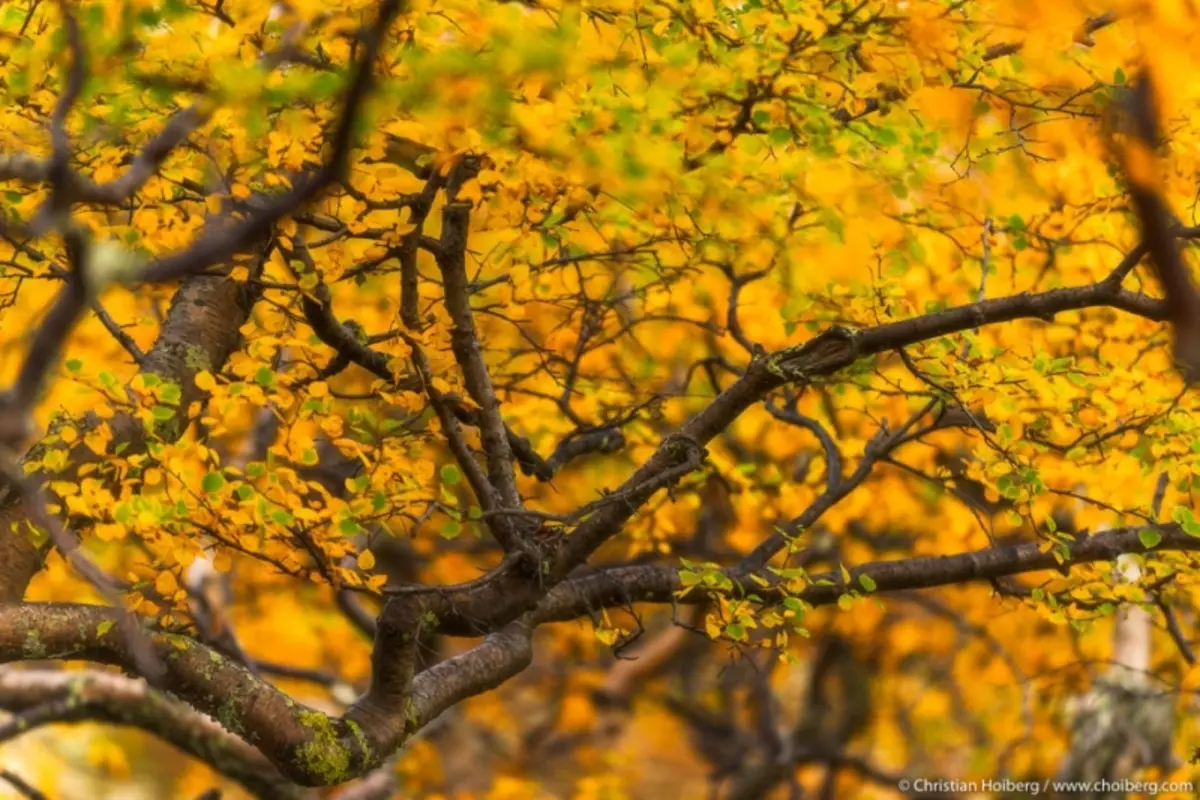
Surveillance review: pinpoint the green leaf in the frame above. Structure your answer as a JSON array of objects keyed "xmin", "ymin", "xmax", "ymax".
[
  {"xmin": 65, "ymin": 358, "xmax": 83, "ymax": 373},
  {"xmin": 440, "ymin": 520, "xmax": 462, "ymax": 539},
  {"xmin": 96, "ymin": 619, "xmax": 114, "ymax": 637},
  {"xmin": 858, "ymin": 574, "xmax": 877, "ymax": 592},
  {"xmin": 151, "ymin": 405, "xmax": 175, "ymax": 421},
  {"xmin": 339, "ymin": 518, "xmax": 362, "ymax": 535},
  {"xmin": 159, "ymin": 382, "xmax": 182, "ymax": 405},
  {"xmin": 1172, "ymin": 506, "xmax": 1200, "ymax": 537},
  {"xmin": 254, "ymin": 367, "xmax": 274, "ymax": 386},
  {"xmin": 202, "ymin": 472, "xmax": 225, "ymax": 493},
  {"xmin": 136, "ymin": 7, "xmax": 163, "ymax": 27},
  {"xmin": 441, "ymin": 464, "xmax": 461, "ymax": 485},
  {"xmin": 1139, "ymin": 528, "xmax": 1162, "ymax": 549}
]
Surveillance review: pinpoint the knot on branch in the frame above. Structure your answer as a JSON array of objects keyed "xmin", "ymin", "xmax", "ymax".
[
  {"xmin": 548, "ymin": 427, "xmax": 626, "ymax": 468},
  {"xmin": 764, "ymin": 325, "xmax": 859, "ymax": 384},
  {"xmin": 443, "ymin": 152, "xmax": 485, "ymax": 202},
  {"xmin": 661, "ymin": 433, "xmax": 707, "ymax": 467}
]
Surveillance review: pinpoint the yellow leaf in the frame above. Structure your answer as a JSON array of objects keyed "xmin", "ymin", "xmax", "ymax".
[
  {"xmin": 357, "ymin": 549, "xmax": 376, "ymax": 571},
  {"xmin": 194, "ymin": 371, "xmax": 216, "ymax": 392},
  {"xmin": 95, "ymin": 523, "xmax": 126, "ymax": 541},
  {"xmin": 155, "ymin": 570, "xmax": 179, "ymax": 596}
]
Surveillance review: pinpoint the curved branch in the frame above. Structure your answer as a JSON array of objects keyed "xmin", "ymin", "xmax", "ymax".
[
  {"xmin": 0, "ymin": 602, "xmax": 532, "ymax": 788},
  {"xmin": 0, "ymin": 667, "xmax": 310, "ymax": 799}
]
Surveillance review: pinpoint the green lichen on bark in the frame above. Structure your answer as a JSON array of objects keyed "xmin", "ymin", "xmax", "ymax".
[
  {"xmin": 294, "ymin": 710, "xmax": 351, "ymax": 784},
  {"xmin": 23, "ymin": 629, "xmax": 46, "ymax": 659},
  {"xmin": 200, "ymin": 647, "xmax": 224, "ymax": 679},
  {"xmin": 405, "ymin": 698, "xmax": 418, "ymax": 729},
  {"xmin": 346, "ymin": 718, "xmax": 372, "ymax": 765},
  {"xmin": 183, "ymin": 343, "xmax": 213, "ymax": 372},
  {"xmin": 217, "ymin": 696, "xmax": 246, "ymax": 736}
]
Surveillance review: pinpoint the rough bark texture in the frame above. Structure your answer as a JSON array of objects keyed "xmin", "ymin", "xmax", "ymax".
[{"xmin": 0, "ymin": 667, "xmax": 310, "ymax": 799}]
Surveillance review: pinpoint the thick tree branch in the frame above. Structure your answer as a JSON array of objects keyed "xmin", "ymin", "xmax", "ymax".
[
  {"xmin": 0, "ymin": 667, "xmax": 310, "ymax": 799},
  {"xmin": 0, "ymin": 600, "xmax": 531, "ymax": 787},
  {"xmin": 535, "ymin": 524, "xmax": 1200, "ymax": 622}
]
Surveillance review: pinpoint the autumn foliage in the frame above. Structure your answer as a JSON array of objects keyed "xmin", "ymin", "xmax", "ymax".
[{"xmin": 3, "ymin": 0, "xmax": 1200, "ymax": 797}]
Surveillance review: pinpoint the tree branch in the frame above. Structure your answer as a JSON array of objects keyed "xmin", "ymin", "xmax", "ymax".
[
  {"xmin": 535, "ymin": 524, "xmax": 1200, "ymax": 622},
  {"xmin": 434, "ymin": 164, "xmax": 523, "ymax": 515},
  {"xmin": 0, "ymin": 599, "xmax": 533, "ymax": 787},
  {"xmin": 0, "ymin": 667, "xmax": 310, "ymax": 799}
]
